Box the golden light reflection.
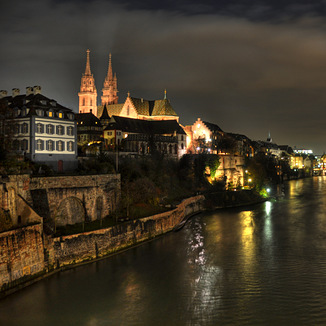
[239,210,255,270]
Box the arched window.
[90,99,92,106]
[82,98,85,106]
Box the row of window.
[14,107,74,120]
[12,139,28,151]
[12,139,75,152]
[35,124,74,136]
[36,140,74,152]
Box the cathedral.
[78,50,179,122]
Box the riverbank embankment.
[0,195,204,298]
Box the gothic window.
[181,143,184,150]
[169,144,172,154]
[90,99,92,106]
[83,98,85,106]
[181,135,184,141]
[127,106,130,116]
[36,139,44,151]
[175,144,178,154]
[36,123,44,134]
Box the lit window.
[59,112,63,118]
[197,124,200,128]
[49,111,53,117]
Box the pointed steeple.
[85,49,91,75]
[101,53,118,105]
[107,53,113,80]
[78,49,97,115]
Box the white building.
[0,86,77,172]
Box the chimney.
[33,86,41,95]
[0,90,8,99]
[26,86,33,96]
[12,88,20,97]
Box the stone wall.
[0,174,121,230]
[54,195,204,267]
[0,195,204,295]
[0,224,45,291]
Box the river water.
[2,177,326,325]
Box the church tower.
[101,53,118,105]
[78,49,98,116]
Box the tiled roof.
[0,93,74,118]
[152,99,177,116]
[75,112,102,127]
[202,121,223,133]
[104,116,186,135]
[130,97,152,116]
[106,103,124,116]
[130,97,177,117]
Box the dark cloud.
[1,0,326,153]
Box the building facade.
[0,86,77,172]
[103,116,186,159]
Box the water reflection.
[2,178,326,325]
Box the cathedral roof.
[105,103,124,116]
[152,99,177,116]
[129,97,178,117]
[129,97,153,116]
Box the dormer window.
[36,109,43,116]
[48,110,54,117]
[67,113,74,120]
[50,101,56,107]
[40,100,47,105]
[58,112,63,118]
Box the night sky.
[2,0,326,153]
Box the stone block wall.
[0,224,45,291]
[54,195,204,267]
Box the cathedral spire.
[107,53,113,80]
[78,49,97,115]
[101,53,118,106]
[85,49,91,75]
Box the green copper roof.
[152,99,177,116]
[130,97,177,117]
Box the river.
[1,177,326,325]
